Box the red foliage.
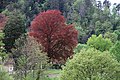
[0,14,8,30]
[29,10,78,63]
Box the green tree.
[87,34,112,52]
[22,0,45,27]
[110,41,120,62]
[0,0,18,12]
[114,30,120,40]
[104,32,118,43]
[95,21,112,35]
[95,21,102,35]
[101,21,112,34]
[61,48,120,80]
[73,0,95,33]
[3,10,26,52]
[111,4,120,31]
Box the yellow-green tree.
[87,34,112,52]
[61,48,120,80]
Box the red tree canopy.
[0,14,8,30]
[29,10,78,63]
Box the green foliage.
[23,74,36,80]
[60,48,120,80]
[95,21,112,34]
[101,21,112,33]
[74,43,88,53]
[75,22,86,43]
[104,32,118,43]
[110,41,120,62]
[21,0,42,27]
[111,5,120,31]
[0,32,7,62]
[3,10,26,52]
[0,65,14,80]
[114,30,120,40]
[95,21,102,35]
[87,34,112,52]
[103,7,110,17]
[73,0,94,32]
[2,9,10,16]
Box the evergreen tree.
[3,10,26,52]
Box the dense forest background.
[1,0,120,51]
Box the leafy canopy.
[61,48,120,80]
[29,10,78,63]
[3,10,26,52]
[87,34,112,52]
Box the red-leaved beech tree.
[0,14,7,30]
[29,10,78,63]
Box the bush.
[87,34,112,52]
[60,48,120,80]
[110,41,120,62]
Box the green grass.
[12,69,61,80]
[45,77,60,80]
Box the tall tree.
[110,4,120,31]
[22,0,46,27]
[29,10,78,63]
[45,0,66,13]
[3,10,26,52]
[103,0,111,8]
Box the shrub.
[60,48,120,80]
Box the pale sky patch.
[98,0,120,4]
